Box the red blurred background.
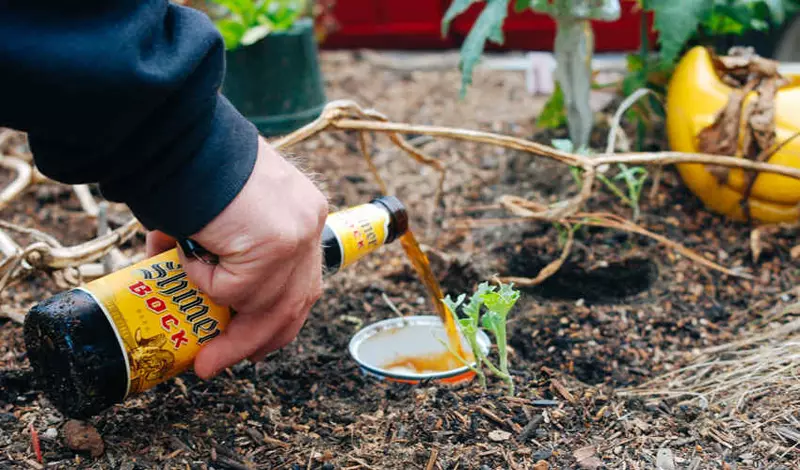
[320,0,657,52]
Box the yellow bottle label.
[325,203,390,269]
[80,249,230,397]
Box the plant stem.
[467,336,487,390]
[639,4,649,71]
[618,163,643,220]
[438,337,486,389]
[596,173,632,206]
[482,355,515,396]
[569,166,584,188]
[495,324,514,396]
[637,6,650,151]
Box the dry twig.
[3,100,800,297]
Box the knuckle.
[271,335,296,352]
[314,193,329,230]
[287,305,308,324]
[309,277,323,303]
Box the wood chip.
[488,430,511,442]
[550,379,575,404]
[477,406,507,427]
[517,415,544,442]
[425,448,439,470]
[573,446,602,469]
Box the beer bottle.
[23,196,408,419]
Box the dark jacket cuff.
[118,95,258,238]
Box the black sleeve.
[0,0,259,238]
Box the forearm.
[0,0,258,237]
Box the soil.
[1,51,799,469]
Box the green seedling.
[208,0,308,50]
[552,139,648,220]
[442,281,521,396]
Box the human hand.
[146,137,328,379]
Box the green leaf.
[458,317,478,335]
[442,0,483,36]
[614,166,648,182]
[513,0,530,12]
[481,310,503,333]
[240,24,273,46]
[530,0,555,14]
[215,18,247,50]
[480,282,520,319]
[648,0,712,65]
[457,0,510,97]
[442,294,466,317]
[551,138,574,153]
[462,282,494,321]
[211,0,250,16]
[536,83,567,130]
[763,0,786,23]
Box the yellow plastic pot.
[666,46,800,223]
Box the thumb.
[146,231,177,258]
[176,241,219,300]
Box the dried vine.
[3,99,800,309]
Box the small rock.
[41,428,58,441]
[480,156,498,170]
[532,449,552,461]
[488,430,511,442]
[119,463,135,470]
[656,448,675,470]
[534,460,549,470]
[0,413,17,425]
[63,420,104,458]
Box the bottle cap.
[371,196,408,243]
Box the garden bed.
[1,51,799,469]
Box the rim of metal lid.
[348,315,492,381]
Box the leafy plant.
[443,0,622,150]
[536,83,568,130]
[505,0,798,151]
[598,164,649,220]
[208,0,309,50]
[613,0,798,149]
[443,281,521,396]
[554,139,649,220]
[647,0,796,66]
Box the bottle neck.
[322,198,407,274]
[179,197,408,274]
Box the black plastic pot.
[222,18,326,137]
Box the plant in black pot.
[206,0,327,136]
